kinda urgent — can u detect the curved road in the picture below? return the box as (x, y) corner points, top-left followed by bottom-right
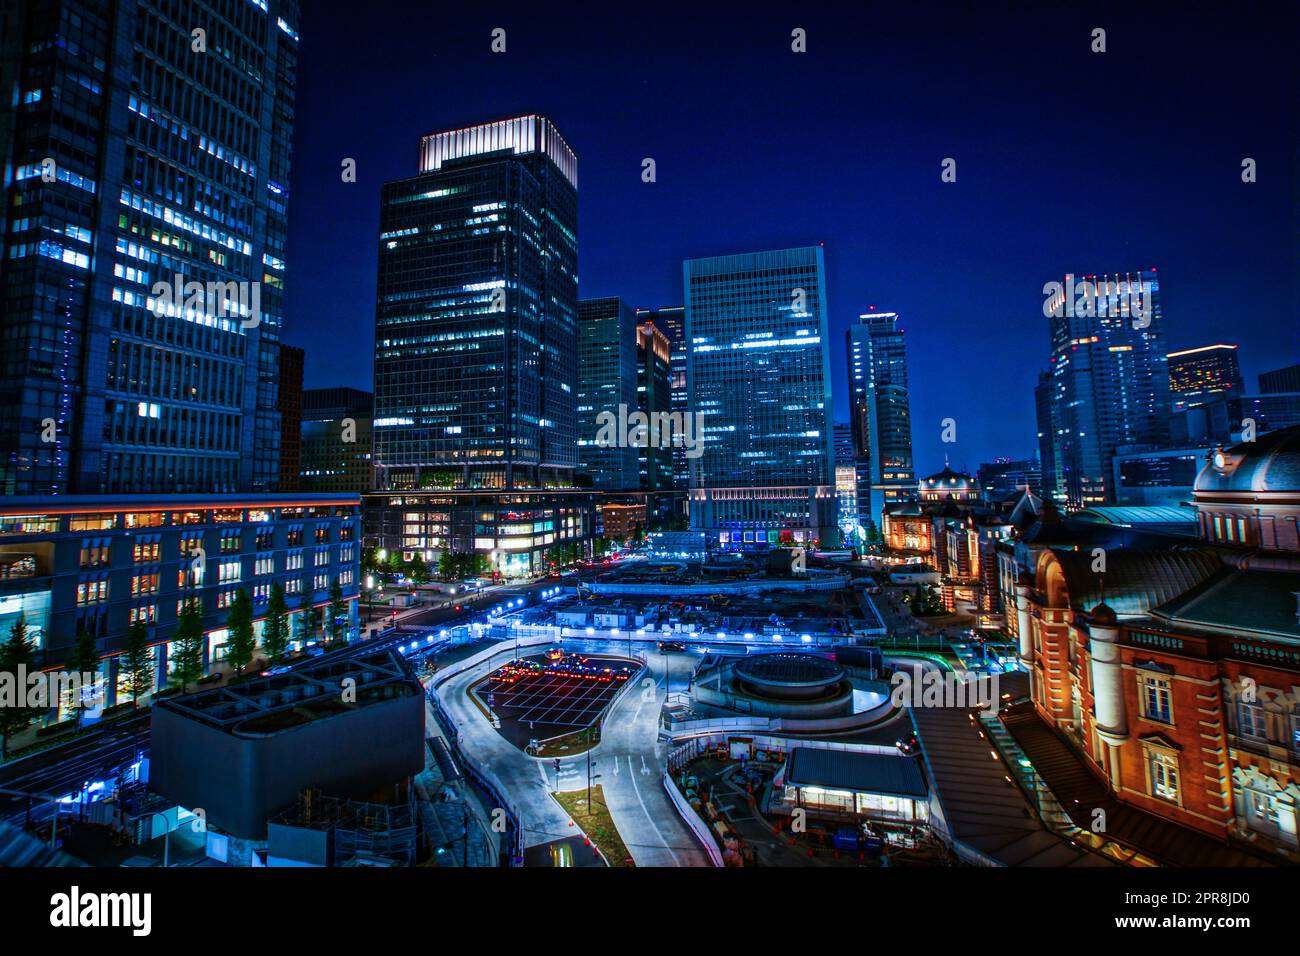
(435, 639), (711, 866)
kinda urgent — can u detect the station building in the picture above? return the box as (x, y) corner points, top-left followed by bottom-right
(1008, 426), (1300, 861)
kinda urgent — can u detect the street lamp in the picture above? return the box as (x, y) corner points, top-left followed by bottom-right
(365, 574), (375, 634)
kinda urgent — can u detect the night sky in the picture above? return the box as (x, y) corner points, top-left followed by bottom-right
(283, 1), (1297, 478)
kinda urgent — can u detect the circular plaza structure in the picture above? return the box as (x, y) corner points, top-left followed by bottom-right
(733, 653), (846, 701)
(695, 651), (856, 719)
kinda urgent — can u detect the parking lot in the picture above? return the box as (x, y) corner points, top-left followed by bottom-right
(476, 654), (641, 749)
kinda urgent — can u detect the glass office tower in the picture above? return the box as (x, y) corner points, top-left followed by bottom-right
(636, 306), (688, 492)
(1038, 270), (1170, 508)
(373, 115), (579, 491)
(0, 0), (300, 495)
(847, 311), (916, 533)
(576, 296), (638, 489)
(683, 247), (837, 548)
(636, 318), (673, 491)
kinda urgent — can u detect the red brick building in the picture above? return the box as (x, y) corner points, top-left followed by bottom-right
(1015, 426), (1300, 860)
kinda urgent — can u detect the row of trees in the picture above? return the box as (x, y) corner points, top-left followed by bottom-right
(544, 537), (612, 568)
(0, 577), (353, 757)
(436, 551), (491, 581)
(363, 547), (433, 583)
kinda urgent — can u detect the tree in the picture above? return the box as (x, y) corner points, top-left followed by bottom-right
(910, 585), (944, 617)
(0, 616), (37, 759)
(120, 621), (155, 706)
(171, 598), (206, 692)
(263, 582), (290, 664)
(68, 623), (101, 725)
(296, 576), (315, 646)
(327, 577), (347, 644)
(437, 551), (456, 580)
(408, 553), (431, 585)
(225, 588), (254, 674)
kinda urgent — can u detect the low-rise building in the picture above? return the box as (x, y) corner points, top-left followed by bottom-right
(362, 488), (595, 577)
(0, 493), (361, 719)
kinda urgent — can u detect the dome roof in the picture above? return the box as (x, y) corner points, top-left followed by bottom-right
(1089, 602), (1118, 626)
(1042, 547), (1223, 618)
(921, 465), (976, 492)
(1194, 425), (1300, 494)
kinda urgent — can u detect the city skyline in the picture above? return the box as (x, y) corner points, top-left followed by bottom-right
(3, 0), (1300, 905)
(283, 2), (1296, 478)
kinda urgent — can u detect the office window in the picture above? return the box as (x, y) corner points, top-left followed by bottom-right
(133, 538), (161, 563)
(80, 539), (111, 568)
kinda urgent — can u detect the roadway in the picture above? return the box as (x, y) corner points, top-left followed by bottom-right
(432, 633), (712, 865)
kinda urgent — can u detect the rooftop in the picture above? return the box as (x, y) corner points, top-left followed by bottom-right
(785, 747), (928, 798)
(155, 646), (420, 736)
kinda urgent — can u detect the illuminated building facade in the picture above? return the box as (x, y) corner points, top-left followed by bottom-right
(636, 306), (688, 492)
(362, 488), (594, 577)
(636, 318), (673, 493)
(373, 115), (578, 491)
(0, 0), (300, 495)
(847, 311), (915, 530)
(1166, 343), (1243, 411)
(882, 466), (1013, 616)
(576, 297), (638, 489)
(684, 247), (837, 548)
(976, 457), (1042, 503)
(833, 424), (861, 544)
(1009, 425), (1300, 861)
(0, 492), (360, 722)
(1036, 271), (1170, 508)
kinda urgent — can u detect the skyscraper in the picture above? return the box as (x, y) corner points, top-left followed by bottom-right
(366, 116), (592, 575)
(1038, 270), (1170, 508)
(846, 311), (916, 531)
(0, 0), (300, 495)
(684, 247), (837, 548)
(576, 297), (637, 489)
(1167, 344), (1243, 411)
(636, 306), (688, 492)
(373, 115), (579, 491)
(636, 318), (673, 492)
